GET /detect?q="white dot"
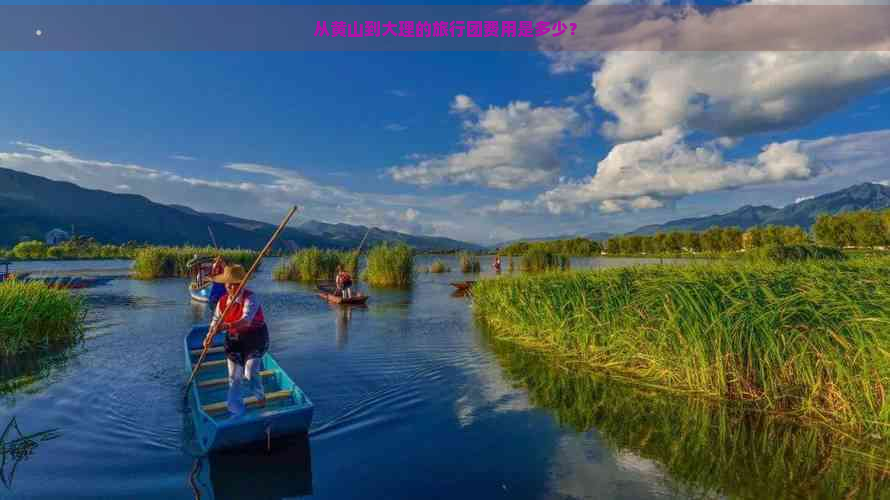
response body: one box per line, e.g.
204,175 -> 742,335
35,29 -> 43,37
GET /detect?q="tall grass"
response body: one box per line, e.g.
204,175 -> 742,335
520,248 -> 570,272
459,252 -> 481,273
364,243 -> 413,287
428,260 -> 450,273
133,246 -> 257,279
473,257 -> 890,437
485,334 -> 890,499
746,244 -> 846,263
0,282 -> 86,356
273,248 -> 358,282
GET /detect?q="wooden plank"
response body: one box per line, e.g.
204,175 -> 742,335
190,346 -> 224,356
197,370 -> 276,389
195,359 -> 227,370
202,390 -> 292,415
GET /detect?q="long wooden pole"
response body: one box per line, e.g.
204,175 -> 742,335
184,206 -> 298,395
208,226 -> 219,250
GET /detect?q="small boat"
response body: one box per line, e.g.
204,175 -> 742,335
449,281 -> 476,291
316,285 -> 369,305
189,282 -> 212,303
184,325 -> 314,452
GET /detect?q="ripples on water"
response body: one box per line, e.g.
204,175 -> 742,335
1,256 -> 888,499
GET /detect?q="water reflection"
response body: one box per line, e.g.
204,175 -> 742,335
334,305 -> 352,350
189,434 -> 312,500
0,417 -> 61,491
483,330 -> 890,500
0,344 -> 83,402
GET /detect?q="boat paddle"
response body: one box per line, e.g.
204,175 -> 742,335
184,206 -> 298,396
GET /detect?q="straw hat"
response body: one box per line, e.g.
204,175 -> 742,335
211,265 -> 250,284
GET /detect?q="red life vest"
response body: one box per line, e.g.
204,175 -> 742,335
218,290 -> 266,335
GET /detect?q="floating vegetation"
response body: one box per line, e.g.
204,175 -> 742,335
458,252 -> 480,273
364,243 -> 413,288
0,417 -> 62,489
473,257 -> 890,438
519,248 -> 570,272
133,246 -> 257,280
427,260 -> 450,273
0,282 -> 86,356
273,248 -> 357,282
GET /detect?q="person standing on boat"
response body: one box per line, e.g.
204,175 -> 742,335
208,265 -> 269,416
208,256 -> 227,305
335,266 -> 353,299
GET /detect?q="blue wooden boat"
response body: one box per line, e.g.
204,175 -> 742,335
184,325 -> 314,452
189,282 -> 225,305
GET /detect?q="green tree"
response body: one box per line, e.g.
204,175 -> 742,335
13,240 -> 48,260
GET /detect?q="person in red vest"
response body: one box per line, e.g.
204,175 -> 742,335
493,255 -> 502,273
208,265 -> 269,415
335,265 -> 353,299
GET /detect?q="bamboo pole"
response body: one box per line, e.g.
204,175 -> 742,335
184,206 -> 298,395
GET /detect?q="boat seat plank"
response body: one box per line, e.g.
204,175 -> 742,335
197,370 -> 276,389
202,390 -> 292,415
195,359 -> 227,370
190,346 -> 225,355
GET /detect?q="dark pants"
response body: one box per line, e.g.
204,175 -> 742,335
225,324 -> 269,366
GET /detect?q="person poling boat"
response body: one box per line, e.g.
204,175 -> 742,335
335,265 -> 354,299
208,264 -> 270,416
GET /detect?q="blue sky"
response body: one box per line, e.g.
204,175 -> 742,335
2,2 -> 890,243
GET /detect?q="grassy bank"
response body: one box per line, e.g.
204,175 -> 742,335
133,246 -> 257,280
473,257 -> 890,437
364,243 -> 413,287
273,248 -> 358,282
485,334 -> 890,498
0,282 -> 86,356
2,240 -> 141,261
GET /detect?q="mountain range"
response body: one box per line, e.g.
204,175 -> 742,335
0,167 -> 483,251
3,166 -> 888,250
628,182 -> 890,235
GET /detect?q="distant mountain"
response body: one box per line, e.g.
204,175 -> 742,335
628,182 -> 890,235
0,168 -> 482,251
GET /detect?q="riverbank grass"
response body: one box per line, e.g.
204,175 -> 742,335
364,243 -> 413,287
473,257 -> 890,437
133,246 -> 257,279
273,248 -> 358,282
0,282 -> 86,356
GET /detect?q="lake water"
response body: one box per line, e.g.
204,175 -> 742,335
2,256 -> 886,499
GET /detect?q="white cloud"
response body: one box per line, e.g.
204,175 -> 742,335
878,180 -> 890,186
525,127 -> 820,214
795,195 -> 815,203
389,97 -> 585,190
537,2 -> 890,139
384,123 -> 408,132
388,89 -> 411,97
170,154 -> 197,161
593,51 -> 890,140
115,184 -> 132,191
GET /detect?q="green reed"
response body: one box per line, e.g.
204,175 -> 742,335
428,260 -> 450,273
364,243 -> 413,287
745,244 -> 847,263
473,257 -> 890,438
273,248 -> 358,282
0,282 -> 86,357
520,248 -> 570,272
133,246 -> 257,280
484,333 -> 890,499
459,252 -> 481,273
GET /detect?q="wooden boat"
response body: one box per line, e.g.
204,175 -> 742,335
449,281 -> 476,291
316,286 -> 369,305
184,325 -> 314,452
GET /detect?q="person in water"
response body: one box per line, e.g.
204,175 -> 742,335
335,266 -> 353,299
207,265 -> 269,415
493,255 -> 502,273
